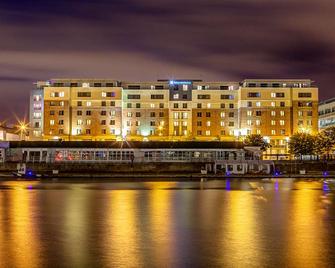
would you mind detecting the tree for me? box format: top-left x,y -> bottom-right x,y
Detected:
315,126 -> 335,157
289,133 -> 316,158
243,134 -> 271,151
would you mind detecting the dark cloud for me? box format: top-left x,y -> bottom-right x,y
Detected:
0,0 -> 335,122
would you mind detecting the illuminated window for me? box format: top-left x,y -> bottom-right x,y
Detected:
271,111 -> 276,116
50,120 -> 55,126
173,121 -> 179,126
150,103 -> 155,108
271,102 -> 275,107
256,129 -> 261,134
127,112 -> 132,117
256,102 -> 261,107
173,112 -> 179,119
279,120 -> 285,126
59,91 -> 64,97
271,120 -> 276,126
247,120 -> 252,126
256,120 -> 261,126
102,92 -> 106,97
182,85 -> 188,91
220,112 -> 225,118
220,121 -> 225,127
86,101 -> 91,107
206,121 -> 211,127
207,103 -> 211,108
173,94 -> 179,99
182,121 -> 187,126
280,111 -> 285,116
77,119 -> 82,125
247,111 -> 252,116
86,119 -> 91,125
298,111 -> 303,116
205,130 -> 211,136
271,130 -> 276,135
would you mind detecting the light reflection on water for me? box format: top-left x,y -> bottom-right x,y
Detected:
0,179 -> 334,267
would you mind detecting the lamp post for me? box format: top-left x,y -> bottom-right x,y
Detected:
17,121 -> 29,141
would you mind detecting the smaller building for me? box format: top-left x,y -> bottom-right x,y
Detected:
319,98 -> 335,129
0,126 -> 20,141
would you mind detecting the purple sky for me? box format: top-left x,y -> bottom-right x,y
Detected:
1,0 -> 335,123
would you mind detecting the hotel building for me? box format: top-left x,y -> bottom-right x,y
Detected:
319,98 -> 335,129
30,78 -> 318,155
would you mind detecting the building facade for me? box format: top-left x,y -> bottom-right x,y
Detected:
319,98 -> 335,129
29,78 -> 319,154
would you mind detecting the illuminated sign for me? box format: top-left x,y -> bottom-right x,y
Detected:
169,80 -> 192,85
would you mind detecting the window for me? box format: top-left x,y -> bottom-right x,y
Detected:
205,130 -> 211,136
159,112 -> 164,117
207,103 -> 211,108
110,120 -> 115,125
136,103 -> 141,108
307,111 -> 313,116
298,111 -> 303,117
272,92 -> 285,98
86,129 -> 91,135
107,92 -> 115,97
127,103 -> 132,108
256,129 -> 261,134
229,104 -> 234,109
182,84 -> 188,91
128,94 -> 140,99
102,92 -> 106,97
77,119 -> 82,125
136,112 -> 141,117
183,103 -> 187,108
197,130 -> 202,135
280,111 -> 285,116
86,110 -> 91,116
220,121 -> 225,127
298,92 -> 312,98
229,112 -> 234,117
198,94 -> 210,99
247,101 -> 252,107
206,112 -> 211,117
271,130 -> 276,135
59,129 -> 64,134
77,101 -> 82,106
271,120 -> 276,126
206,121 -> 211,127
247,120 -> 252,126
101,110 -> 107,116
221,94 -> 234,99
150,112 -> 156,117
101,101 -> 106,106
247,111 -> 252,116
101,120 -> 106,125
127,112 -> 132,117
221,103 -> 225,108
58,110 -> 64,116
136,121 -> 140,126
256,120 -> 261,126
150,121 -> 155,126
101,129 -> 106,135
248,92 -> 261,98
197,103 -> 202,108
110,111 -> 115,117
271,102 -> 275,107
50,120 -> 55,126
298,120 -> 303,126
256,111 -> 262,116
197,112 -> 202,117
228,122 -> 234,127
271,111 -> 276,116
159,103 -> 164,109
280,102 -> 285,107
78,92 -> 91,97
86,119 -> 91,125
221,112 -> 225,118
173,94 -> 179,99
86,101 -> 91,107
280,120 -> 285,126
151,94 -> 164,99
197,121 -> 202,126
256,102 -> 261,107
110,101 -> 115,107
50,111 -> 55,116
150,103 -> 155,108
174,103 -> 178,108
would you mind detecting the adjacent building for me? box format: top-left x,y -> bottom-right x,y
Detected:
319,98 -> 335,129
29,78 -> 319,154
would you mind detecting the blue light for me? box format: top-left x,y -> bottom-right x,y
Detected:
323,171 -> 328,177
226,179 -> 231,191
169,80 -> 192,85
226,171 -> 231,176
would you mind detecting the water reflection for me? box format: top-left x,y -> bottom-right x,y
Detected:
0,180 -> 334,267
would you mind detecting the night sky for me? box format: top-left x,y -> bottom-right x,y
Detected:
1,0 -> 334,123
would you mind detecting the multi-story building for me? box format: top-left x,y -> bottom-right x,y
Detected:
29,78 -> 319,154
319,98 -> 335,129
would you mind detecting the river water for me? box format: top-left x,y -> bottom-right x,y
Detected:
0,179 -> 335,268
